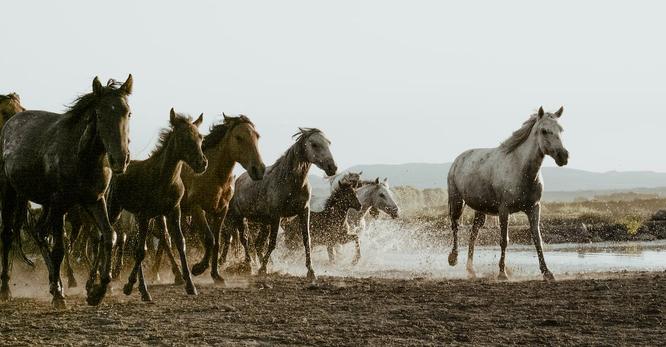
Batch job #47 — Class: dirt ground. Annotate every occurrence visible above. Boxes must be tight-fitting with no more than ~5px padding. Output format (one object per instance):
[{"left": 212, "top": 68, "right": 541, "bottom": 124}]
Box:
[{"left": 1, "top": 270, "right": 664, "bottom": 346}]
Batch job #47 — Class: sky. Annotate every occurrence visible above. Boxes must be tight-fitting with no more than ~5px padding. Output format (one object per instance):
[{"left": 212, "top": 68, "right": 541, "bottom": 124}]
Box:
[{"left": 2, "top": 1, "right": 665, "bottom": 174}]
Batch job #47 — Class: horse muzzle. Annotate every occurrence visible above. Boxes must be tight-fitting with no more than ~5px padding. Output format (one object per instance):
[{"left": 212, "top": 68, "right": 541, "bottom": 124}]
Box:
[
  {"left": 248, "top": 163, "right": 266, "bottom": 181},
  {"left": 387, "top": 207, "right": 400, "bottom": 219},
  {"left": 554, "top": 149, "right": 569, "bottom": 167},
  {"left": 323, "top": 163, "right": 338, "bottom": 177}
]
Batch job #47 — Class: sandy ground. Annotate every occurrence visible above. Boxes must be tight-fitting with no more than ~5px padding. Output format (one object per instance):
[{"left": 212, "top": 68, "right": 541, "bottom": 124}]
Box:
[{"left": 1, "top": 270, "right": 664, "bottom": 346}]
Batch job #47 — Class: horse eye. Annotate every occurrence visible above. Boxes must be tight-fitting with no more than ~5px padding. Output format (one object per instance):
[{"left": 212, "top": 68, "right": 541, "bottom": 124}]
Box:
[
  {"left": 312, "top": 143, "right": 319, "bottom": 149},
  {"left": 235, "top": 135, "right": 243, "bottom": 142},
  {"left": 379, "top": 193, "right": 385, "bottom": 198}
]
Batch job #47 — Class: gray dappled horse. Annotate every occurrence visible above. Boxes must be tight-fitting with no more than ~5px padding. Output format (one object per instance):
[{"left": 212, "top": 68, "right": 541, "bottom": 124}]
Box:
[
  {"left": 224, "top": 128, "right": 337, "bottom": 281},
  {"left": 447, "top": 106, "right": 568, "bottom": 281}
]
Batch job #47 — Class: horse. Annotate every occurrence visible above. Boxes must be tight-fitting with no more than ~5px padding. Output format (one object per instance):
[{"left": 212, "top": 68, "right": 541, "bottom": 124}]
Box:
[
  {"left": 346, "top": 177, "right": 400, "bottom": 234},
  {"left": 0, "top": 75, "right": 133, "bottom": 308},
  {"left": 105, "top": 109, "right": 207, "bottom": 301},
  {"left": 283, "top": 180, "right": 361, "bottom": 263},
  {"left": 223, "top": 128, "right": 337, "bottom": 281},
  {"left": 447, "top": 106, "right": 568, "bottom": 281},
  {"left": 0, "top": 92, "right": 33, "bottom": 268},
  {"left": 175, "top": 114, "right": 265, "bottom": 283}
]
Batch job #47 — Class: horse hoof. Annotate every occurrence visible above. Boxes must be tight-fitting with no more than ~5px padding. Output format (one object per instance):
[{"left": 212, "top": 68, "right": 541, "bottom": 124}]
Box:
[
  {"left": 123, "top": 283, "right": 134, "bottom": 296},
  {"left": 173, "top": 275, "right": 185, "bottom": 286},
  {"left": 306, "top": 270, "right": 317, "bottom": 282},
  {"left": 448, "top": 251, "right": 458, "bottom": 266},
  {"left": 86, "top": 285, "right": 107, "bottom": 306},
  {"left": 211, "top": 273, "right": 225, "bottom": 285},
  {"left": 466, "top": 270, "right": 477, "bottom": 279},
  {"left": 497, "top": 272, "right": 509, "bottom": 281},
  {"left": 186, "top": 283, "right": 198, "bottom": 295},
  {"left": 543, "top": 272, "right": 555, "bottom": 282},
  {"left": 52, "top": 296, "right": 67, "bottom": 309},
  {"left": 140, "top": 292, "right": 153, "bottom": 302},
  {"left": 0, "top": 288, "right": 11, "bottom": 302},
  {"left": 191, "top": 262, "right": 208, "bottom": 276}
]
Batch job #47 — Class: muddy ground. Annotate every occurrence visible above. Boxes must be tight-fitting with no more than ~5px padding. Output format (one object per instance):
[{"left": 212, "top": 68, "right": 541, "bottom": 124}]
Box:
[{"left": 1, "top": 270, "right": 664, "bottom": 346}]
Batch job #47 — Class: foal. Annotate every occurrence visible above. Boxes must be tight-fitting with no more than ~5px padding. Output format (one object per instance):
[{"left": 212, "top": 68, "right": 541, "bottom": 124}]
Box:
[{"left": 109, "top": 109, "right": 207, "bottom": 301}]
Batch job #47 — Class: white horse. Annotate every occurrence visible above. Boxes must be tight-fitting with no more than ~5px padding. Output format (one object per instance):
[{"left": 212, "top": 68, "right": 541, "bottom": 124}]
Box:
[
  {"left": 347, "top": 177, "right": 400, "bottom": 235},
  {"left": 326, "top": 170, "right": 363, "bottom": 191},
  {"left": 447, "top": 106, "right": 568, "bottom": 281}
]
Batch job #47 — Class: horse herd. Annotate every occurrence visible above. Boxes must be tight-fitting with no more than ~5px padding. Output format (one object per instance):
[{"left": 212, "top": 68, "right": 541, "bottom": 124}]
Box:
[{"left": 0, "top": 75, "right": 568, "bottom": 309}]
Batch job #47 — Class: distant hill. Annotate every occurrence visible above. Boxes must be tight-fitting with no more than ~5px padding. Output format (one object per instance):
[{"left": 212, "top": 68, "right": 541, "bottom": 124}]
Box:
[{"left": 307, "top": 163, "right": 666, "bottom": 200}]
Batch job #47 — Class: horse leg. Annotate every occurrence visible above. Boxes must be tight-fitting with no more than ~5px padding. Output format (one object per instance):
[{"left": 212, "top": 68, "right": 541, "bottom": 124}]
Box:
[
  {"left": 64, "top": 217, "right": 84, "bottom": 288},
  {"left": 124, "top": 217, "right": 150, "bottom": 299},
  {"left": 111, "top": 228, "right": 126, "bottom": 280},
  {"left": 326, "top": 245, "right": 335, "bottom": 264},
  {"left": 237, "top": 217, "right": 253, "bottom": 274},
  {"left": 497, "top": 209, "right": 510, "bottom": 281},
  {"left": 48, "top": 207, "right": 67, "bottom": 308},
  {"left": 191, "top": 207, "right": 213, "bottom": 276},
  {"left": 466, "top": 211, "right": 486, "bottom": 278},
  {"left": 0, "top": 185, "right": 18, "bottom": 301},
  {"left": 351, "top": 235, "right": 361, "bottom": 265},
  {"left": 166, "top": 208, "right": 198, "bottom": 294},
  {"left": 83, "top": 198, "right": 117, "bottom": 306},
  {"left": 299, "top": 207, "right": 316, "bottom": 282},
  {"left": 152, "top": 234, "right": 165, "bottom": 282},
  {"left": 219, "top": 220, "right": 234, "bottom": 269},
  {"left": 254, "top": 224, "right": 270, "bottom": 263},
  {"left": 258, "top": 220, "right": 280, "bottom": 277},
  {"left": 154, "top": 216, "right": 183, "bottom": 285},
  {"left": 448, "top": 189, "right": 464, "bottom": 266},
  {"left": 526, "top": 204, "right": 554, "bottom": 281},
  {"left": 210, "top": 209, "right": 229, "bottom": 282}
]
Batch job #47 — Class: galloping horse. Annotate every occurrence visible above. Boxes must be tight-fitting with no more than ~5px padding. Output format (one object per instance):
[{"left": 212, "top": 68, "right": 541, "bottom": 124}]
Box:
[
  {"left": 447, "top": 106, "right": 568, "bottom": 281},
  {"left": 346, "top": 177, "right": 400, "bottom": 235},
  {"left": 283, "top": 180, "right": 361, "bottom": 263},
  {"left": 0, "top": 75, "right": 133, "bottom": 307},
  {"left": 224, "top": 128, "right": 337, "bottom": 281},
  {"left": 108, "top": 109, "right": 207, "bottom": 301},
  {"left": 180, "top": 114, "right": 265, "bottom": 283}
]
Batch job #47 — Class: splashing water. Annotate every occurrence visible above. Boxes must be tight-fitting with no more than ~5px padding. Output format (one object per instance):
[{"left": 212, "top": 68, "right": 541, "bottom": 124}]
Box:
[{"left": 269, "top": 219, "right": 666, "bottom": 280}]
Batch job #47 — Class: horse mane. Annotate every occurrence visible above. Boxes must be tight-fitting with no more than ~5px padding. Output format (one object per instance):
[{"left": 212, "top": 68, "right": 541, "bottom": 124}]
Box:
[
  {"left": 149, "top": 112, "right": 193, "bottom": 157},
  {"left": 499, "top": 115, "right": 538, "bottom": 153},
  {"left": 0, "top": 93, "right": 19, "bottom": 102},
  {"left": 324, "top": 183, "right": 352, "bottom": 210},
  {"left": 66, "top": 80, "right": 127, "bottom": 117},
  {"left": 202, "top": 114, "right": 254, "bottom": 151}
]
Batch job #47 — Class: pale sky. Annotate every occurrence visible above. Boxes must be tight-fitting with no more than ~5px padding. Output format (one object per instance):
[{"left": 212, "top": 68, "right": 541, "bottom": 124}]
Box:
[{"left": 2, "top": 1, "right": 665, "bottom": 173}]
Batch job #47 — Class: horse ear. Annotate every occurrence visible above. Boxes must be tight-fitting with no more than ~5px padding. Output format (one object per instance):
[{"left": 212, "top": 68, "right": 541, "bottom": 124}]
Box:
[
  {"left": 383, "top": 177, "right": 389, "bottom": 183},
  {"left": 554, "top": 106, "right": 564, "bottom": 118},
  {"left": 222, "top": 112, "right": 229, "bottom": 119},
  {"left": 170, "top": 108, "right": 177, "bottom": 125},
  {"left": 120, "top": 74, "right": 133, "bottom": 95},
  {"left": 358, "top": 171, "right": 363, "bottom": 176},
  {"left": 8, "top": 93, "right": 20, "bottom": 102},
  {"left": 538, "top": 106, "right": 545, "bottom": 118},
  {"left": 92, "top": 77, "right": 103, "bottom": 97},
  {"left": 374, "top": 177, "right": 380, "bottom": 184},
  {"left": 193, "top": 113, "right": 204, "bottom": 127}
]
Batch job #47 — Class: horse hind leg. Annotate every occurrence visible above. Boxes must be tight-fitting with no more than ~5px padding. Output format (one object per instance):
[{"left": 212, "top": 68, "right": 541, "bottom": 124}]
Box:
[
  {"left": 124, "top": 218, "right": 150, "bottom": 299},
  {"left": 466, "top": 211, "right": 486, "bottom": 278},
  {"left": 497, "top": 210, "right": 510, "bottom": 281},
  {"left": 447, "top": 189, "right": 464, "bottom": 267},
  {"left": 0, "top": 185, "right": 18, "bottom": 301}
]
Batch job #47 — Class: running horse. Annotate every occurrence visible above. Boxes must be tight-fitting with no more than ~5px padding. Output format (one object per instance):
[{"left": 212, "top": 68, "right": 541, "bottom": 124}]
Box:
[
  {"left": 0, "top": 75, "right": 133, "bottom": 307},
  {"left": 447, "top": 106, "right": 568, "bottom": 281},
  {"left": 108, "top": 109, "right": 207, "bottom": 301},
  {"left": 224, "top": 128, "right": 337, "bottom": 281}
]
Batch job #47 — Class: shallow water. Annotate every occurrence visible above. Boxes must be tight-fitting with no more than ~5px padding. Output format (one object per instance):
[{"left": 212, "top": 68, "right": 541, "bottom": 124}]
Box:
[{"left": 270, "top": 220, "right": 666, "bottom": 280}]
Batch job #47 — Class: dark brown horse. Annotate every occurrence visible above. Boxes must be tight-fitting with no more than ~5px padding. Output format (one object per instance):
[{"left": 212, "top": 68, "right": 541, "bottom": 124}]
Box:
[
  {"left": 0, "top": 75, "right": 133, "bottom": 307},
  {"left": 282, "top": 180, "right": 361, "bottom": 263},
  {"left": 171, "top": 114, "right": 265, "bottom": 284},
  {"left": 107, "top": 109, "right": 207, "bottom": 301},
  {"left": 225, "top": 128, "right": 337, "bottom": 281}
]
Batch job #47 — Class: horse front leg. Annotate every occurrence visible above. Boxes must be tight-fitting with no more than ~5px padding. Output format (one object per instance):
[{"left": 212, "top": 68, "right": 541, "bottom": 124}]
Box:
[
  {"left": 351, "top": 235, "right": 361, "bottom": 265},
  {"left": 526, "top": 204, "right": 554, "bottom": 281},
  {"left": 258, "top": 219, "right": 280, "bottom": 277},
  {"left": 124, "top": 217, "right": 152, "bottom": 301},
  {"left": 191, "top": 206, "right": 213, "bottom": 276},
  {"left": 0, "top": 185, "right": 19, "bottom": 301},
  {"left": 49, "top": 209, "right": 67, "bottom": 308},
  {"left": 497, "top": 209, "right": 510, "bottom": 281},
  {"left": 299, "top": 207, "right": 316, "bottom": 282},
  {"left": 153, "top": 216, "right": 183, "bottom": 285},
  {"left": 448, "top": 192, "right": 464, "bottom": 267},
  {"left": 210, "top": 208, "right": 229, "bottom": 282},
  {"left": 167, "top": 207, "right": 198, "bottom": 294},
  {"left": 83, "top": 198, "right": 117, "bottom": 306}
]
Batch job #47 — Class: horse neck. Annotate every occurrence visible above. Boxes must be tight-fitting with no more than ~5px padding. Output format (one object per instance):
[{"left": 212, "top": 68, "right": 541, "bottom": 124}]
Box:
[
  {"left": 276, "top": 142, "right": 311, "bottom": 187},
  {"left": 153, "top": 138, "right": 184, "bottom": 186},
  {"left": 74, "top": 110, "right": 107, "bottom": 167},
  {"left": 205, "top": 140, "right": 237, "bottom": 179},
  {"left": 324, "top": 193, "right": 350, "bottom": 218},
  {"left": 509, "top": 130, "right": 544, "bottom": 182}
]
